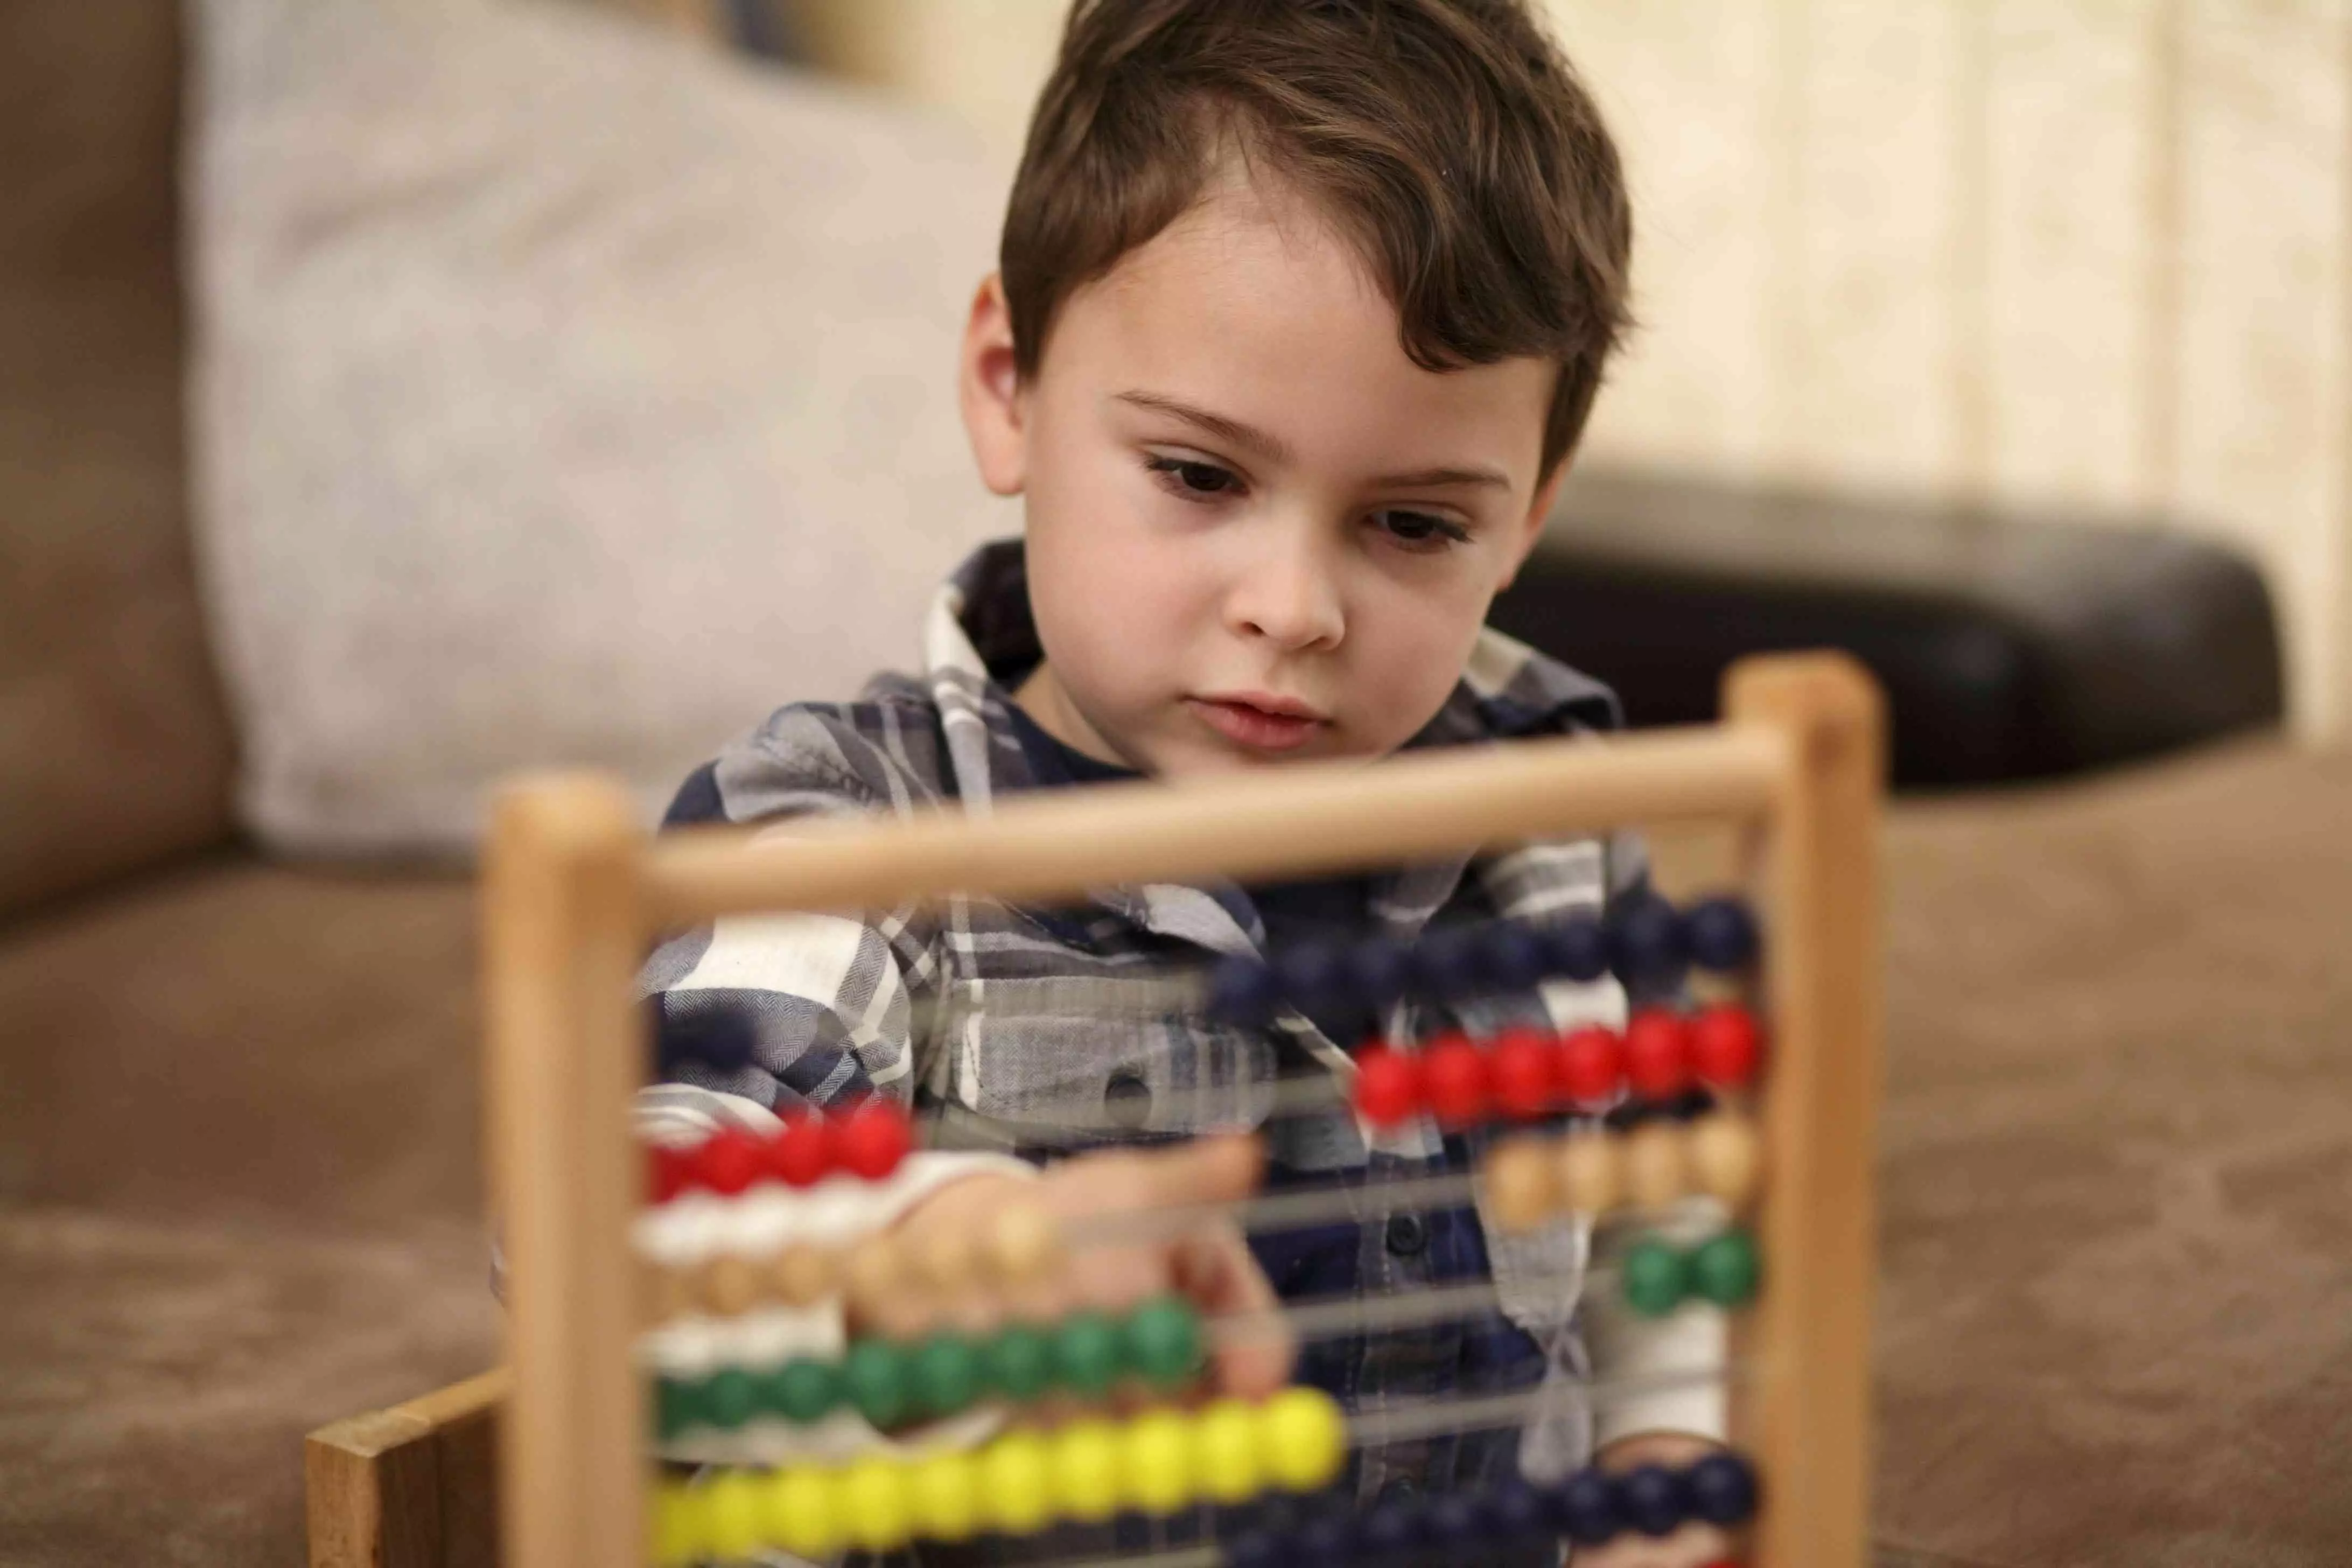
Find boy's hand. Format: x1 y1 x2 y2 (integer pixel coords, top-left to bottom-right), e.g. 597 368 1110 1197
852 1133 1294 1400
1569 1431 1734 1567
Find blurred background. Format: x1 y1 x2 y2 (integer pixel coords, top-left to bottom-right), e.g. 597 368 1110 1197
4 4 2351 1568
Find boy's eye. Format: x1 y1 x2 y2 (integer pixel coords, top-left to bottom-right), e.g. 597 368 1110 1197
1373 510 1471 549
1145 455 1242 498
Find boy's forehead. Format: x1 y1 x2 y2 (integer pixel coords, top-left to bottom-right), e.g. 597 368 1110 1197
1055 176 1555 467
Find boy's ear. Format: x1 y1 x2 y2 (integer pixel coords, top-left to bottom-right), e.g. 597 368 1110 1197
958 273 1028 497
1497 457 1571 591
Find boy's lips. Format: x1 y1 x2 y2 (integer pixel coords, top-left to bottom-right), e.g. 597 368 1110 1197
1187 692 1329 752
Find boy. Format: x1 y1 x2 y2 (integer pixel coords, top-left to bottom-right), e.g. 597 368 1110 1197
642 2 1728 1562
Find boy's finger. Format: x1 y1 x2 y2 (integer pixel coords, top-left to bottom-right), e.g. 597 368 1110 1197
1132 1131 1264 1209
1174 1226 1295 1397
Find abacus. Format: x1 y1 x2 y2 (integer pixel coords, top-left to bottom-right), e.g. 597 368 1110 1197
485 653 1882 1568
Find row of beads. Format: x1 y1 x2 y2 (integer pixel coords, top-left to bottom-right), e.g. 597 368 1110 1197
639 1201 1063 1325
649 1388 1348 1563
656 1296 1203 1434
1354 1005 1762 1129
1480 1113 1764 1231
1619 1231 1761 1318
649 1100 914 1203
1208 895 1760 1030
1225 1451 1760 1567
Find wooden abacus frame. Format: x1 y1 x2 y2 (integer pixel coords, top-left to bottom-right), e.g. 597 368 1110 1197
485 652 1883 1568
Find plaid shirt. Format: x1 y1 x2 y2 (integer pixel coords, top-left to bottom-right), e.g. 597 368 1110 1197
641 538 1705 1564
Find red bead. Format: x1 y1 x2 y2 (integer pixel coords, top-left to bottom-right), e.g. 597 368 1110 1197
1556 1026 1623 1105
1623 1010 1691 1098
1489 1027 1555 1119
768 1111 834 1187
693 1128 764 1195
1352 1044 1423 1127
647 1144 690 1203
835 1098 913 1180
1420 1034 1491 1128
1691 1004 1765 1088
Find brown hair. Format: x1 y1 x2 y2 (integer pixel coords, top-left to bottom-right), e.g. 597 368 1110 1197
1001 0 1634 477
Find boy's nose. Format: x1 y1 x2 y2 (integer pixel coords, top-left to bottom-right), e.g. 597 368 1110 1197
1226 538 1345 652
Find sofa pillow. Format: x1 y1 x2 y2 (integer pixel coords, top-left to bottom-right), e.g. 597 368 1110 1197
187 0 1016 851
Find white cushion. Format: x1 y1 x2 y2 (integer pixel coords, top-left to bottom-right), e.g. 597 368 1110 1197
187 0 1017 851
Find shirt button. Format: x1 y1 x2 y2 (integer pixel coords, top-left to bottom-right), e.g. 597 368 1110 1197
1384 1212 1428 1258
1103 1068 1152 1130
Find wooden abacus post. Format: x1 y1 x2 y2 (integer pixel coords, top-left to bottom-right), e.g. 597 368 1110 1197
1726 654 1885 1568
484 774 650 1568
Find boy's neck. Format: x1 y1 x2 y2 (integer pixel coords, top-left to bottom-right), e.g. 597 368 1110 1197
1010 661 1136 773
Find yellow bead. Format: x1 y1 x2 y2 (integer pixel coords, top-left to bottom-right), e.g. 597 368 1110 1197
1193 1397 1263 1503
1690 1111 1765 1206
1623 1122 1687 1209
1257 1387 1347 1492
1051 1419 1124 1522
762 1467 843 1559
917 1227 981 1292
1558 1130 1622 1215
840 1454 914 1552
1482 1134 1559 1232
907 1451 983 1542
1121 1408 1196 1515
979 1431 1056 1535
649 1479 703 1568
640 1258 693 1331
770 1241 838 1306
701 1469 764 1561
699 1253 764 1317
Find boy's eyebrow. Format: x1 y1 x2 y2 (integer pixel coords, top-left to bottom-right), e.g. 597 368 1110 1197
1114 389 1511 490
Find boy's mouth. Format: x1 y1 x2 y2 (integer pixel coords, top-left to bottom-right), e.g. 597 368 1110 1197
1187 693 1329 752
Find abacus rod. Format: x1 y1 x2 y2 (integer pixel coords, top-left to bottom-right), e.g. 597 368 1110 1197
1061 1170 1483 1248
1342 1362 1748 1450
643 724 1789 923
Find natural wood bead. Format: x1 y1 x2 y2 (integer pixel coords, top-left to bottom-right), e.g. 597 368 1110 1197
916 1227 981 1292
769 1241 838 1306
1690 1111 1765 1206
698 1252 764 1317
845 1235 909 1314
1482 1135 1559 1232
1623 1122 1688 1209
986 1202 1065 1284
1557 1131 1622 1215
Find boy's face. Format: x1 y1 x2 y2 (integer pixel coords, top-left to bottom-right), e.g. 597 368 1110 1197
960 168 1570 779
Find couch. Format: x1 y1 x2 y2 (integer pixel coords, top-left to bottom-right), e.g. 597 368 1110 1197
6 5 2350 1567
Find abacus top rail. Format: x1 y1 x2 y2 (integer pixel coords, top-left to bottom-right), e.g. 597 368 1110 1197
641 721 1790 923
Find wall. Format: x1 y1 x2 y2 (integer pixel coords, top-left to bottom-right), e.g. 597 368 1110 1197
789 0 2352 737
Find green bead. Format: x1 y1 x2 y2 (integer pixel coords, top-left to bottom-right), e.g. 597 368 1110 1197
985 1324 1056 1402
912 1333 984 1418
702 1366 762 1429
1123 1294 1202 1389
843 1339 911 1427
1054 1311 1126 1397
1691 1230 1761 1307
654 1376 702 1439
771 1356 841 1424
1621 1238 1690 1319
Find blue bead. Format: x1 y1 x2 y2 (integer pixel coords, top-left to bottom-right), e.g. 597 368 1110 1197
1686 1451 1760 1525
1422 1490 1490 1549
1208 956 1281 1027
1481 922 1551 989
1615 1464 1689 1538
659 1005 755 1074
1347 937 1415 1010
1412 925 1486 996
1293 1504 1357 1567
1221 1529 1286 1568
1485 1476 1550 1542
1684 897 1760 971
1358 1497 1424 1562
1548 1467 1620 1545
1539 915 1610 983
1276 942 1356 1017
1606 895 1689 985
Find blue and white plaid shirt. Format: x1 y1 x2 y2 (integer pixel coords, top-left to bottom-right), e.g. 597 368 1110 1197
639 538 1718 1564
